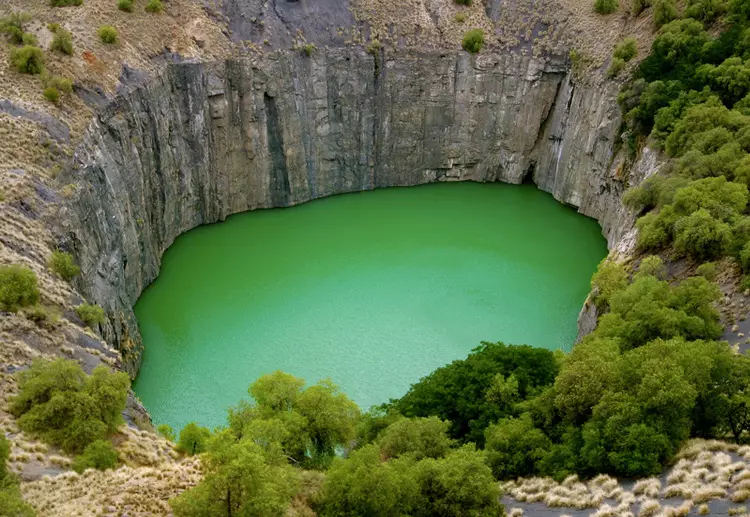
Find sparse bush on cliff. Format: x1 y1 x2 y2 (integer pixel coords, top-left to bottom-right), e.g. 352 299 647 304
454 0 472 5
50 27 73 55
157 424 176 442
118 0 134 12
76 303 106 327
462 29 484 54
591 260 629 310
72 440 119 473
23 304 59 327
48 251 80 281
21 33 38 46
50 0 83 6
454 12 467 23
0 12 32 44
608 57 626 78
145 0 164 13
0 265 40 312
653 0 679 28
97 25 118 44
10 46 44 74
9 359 129 453
614 37 638 62
594 0 619 14
0 436 35 516
177 422 211 456
632 0 651 15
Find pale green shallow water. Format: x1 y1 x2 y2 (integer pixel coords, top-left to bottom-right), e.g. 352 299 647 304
132 183 607 430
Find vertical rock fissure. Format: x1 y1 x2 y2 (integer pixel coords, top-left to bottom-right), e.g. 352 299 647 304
264 92 291 205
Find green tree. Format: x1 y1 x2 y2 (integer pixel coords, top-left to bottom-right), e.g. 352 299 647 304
653 0 678 28
10 46 43 74
72 439 119 473
674 208 732 258
484 413 551 479
377 417 454 460
0 265 39 312
178 422 211 456
636 255 667 279
47 251 80 281
591 259 628 310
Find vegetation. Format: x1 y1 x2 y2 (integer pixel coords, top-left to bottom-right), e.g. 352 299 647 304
454 12 467 23
50 0 83 6
50 27 74 55
454 0 472 5
118 0 134 12
462 29 485 54
10 46 44 74
48 251 80 281
594 0 619 14
0 265 40 312
0 435 35 517
72 440 119 473
76 303 106 327
9 358 129 453
43 86 60 103
97 25 118 44
145 0 164 13
157 423 176 441
177 422 211 456
0 12 32 44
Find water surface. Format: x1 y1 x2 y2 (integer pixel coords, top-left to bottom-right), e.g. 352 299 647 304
133 183 607 430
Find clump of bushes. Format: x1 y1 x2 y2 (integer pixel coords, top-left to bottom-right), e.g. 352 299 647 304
462 29 484 54
118 0 134 12
145 0 164 13
50 0 84 6
43 86 60 103
157 424 176 442
10 45 44 74
594 0 619 14
0 12 32 44
0 265 40 312
47 251 80 281
0 435 36 517
9 358 129 453
76 303 106 327
50 26 74 55
72 440 119 473
653 0 678 28
97 25 118 44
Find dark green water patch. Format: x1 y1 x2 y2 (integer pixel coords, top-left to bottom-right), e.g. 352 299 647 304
132 183 607 430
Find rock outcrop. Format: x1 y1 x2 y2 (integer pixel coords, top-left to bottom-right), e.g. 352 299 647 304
59 47 634 374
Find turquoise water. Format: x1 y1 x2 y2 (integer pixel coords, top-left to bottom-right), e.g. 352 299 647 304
132 183 607 430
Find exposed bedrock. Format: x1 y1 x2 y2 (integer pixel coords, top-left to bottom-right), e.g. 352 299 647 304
58 47 644 375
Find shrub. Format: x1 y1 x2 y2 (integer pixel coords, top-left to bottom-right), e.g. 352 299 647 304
636 255 667 279
696 261 717 280
454 0 471 4
10 45 44 74
632 0 652 15
462 29 484 53
9 359 129 453
377 417 454 460
145 0 164 13
454 12 467 23
43 86 59 103
117 0 134 12
0 265 40 312
50 27 73 55
302 43 316 56
591 259 628 310
178 422 211 455
614 37 638 62
740 242 750 273
653 0 678 28
97 25 118 44
21 32 38 46
674 208 732 259
0 12 32 44
485 413 551 479
47 251 80 281
72 440 118 473
157 424 176 442
42 73 73 94
24 305 54 326
608 57 626 78
594 0 619 14
76 303 106 327
50 0 83 5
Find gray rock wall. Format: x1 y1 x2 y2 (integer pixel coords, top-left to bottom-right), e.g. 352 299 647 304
59 47 633 374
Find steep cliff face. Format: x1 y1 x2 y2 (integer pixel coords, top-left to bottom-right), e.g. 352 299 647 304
59 47 634 374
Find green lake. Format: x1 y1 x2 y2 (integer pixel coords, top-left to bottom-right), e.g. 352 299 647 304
132 183 607 430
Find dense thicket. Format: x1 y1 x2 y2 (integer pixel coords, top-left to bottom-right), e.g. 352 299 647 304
620 0 750 284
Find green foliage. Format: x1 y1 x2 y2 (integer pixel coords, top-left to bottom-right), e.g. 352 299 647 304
0 436 35 517
389 342 559 445
454 12 467 23
485 413 551 479
590 260 629 310
76 303 105 327
21 33 37 46
178 422 211 455
118 0 134 11
9 359 128 453
97 25 118 44
10 46 44 74
633 0 652 15
686 0 727 21
653 0 679 28
157 424 176 442
594 0 619 14
43 86 59 103
674 208 732 258
42 74 73 94
614 38 638 62
636 255 667 279
50 0 83 5
0 265 39 312
301 43 316 56
72 439 119 473
145 0 164 13
0 12 32 44
377 417 454 460
462 29 484 53
454 0 472 5
50 27 73 55
171 429 299 517
48 251 80 280
608 57 626 78
740 240 750 271
696 261 718 280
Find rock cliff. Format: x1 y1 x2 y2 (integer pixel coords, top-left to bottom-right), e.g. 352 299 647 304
59 47 636 375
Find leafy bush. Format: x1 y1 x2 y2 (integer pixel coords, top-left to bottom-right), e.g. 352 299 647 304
462 29 484 53
653 0 678 27
50 0 83 6
21 33 37 46
594 0 619 14
10 46 44 74
177 422 211 455
696 261 718 280
117 0 134 12
145 0 164 12
157 424 176 442
591 260 628 310
632 0 651 15
673 208 732 258
608 57 626 78
47 251 80 280
377 417 454 460
485 414 551 479
614 37 638 62
740 241 750 272
454 12 467 23
23 305 57 327
636 255 667 279
72 440 118 473
50 27 73 55
0 265 39 312
97 25 118 44
685 0 726 21
76 303 106 327
9 359 129 453
0 12 32 44
454 0 471 4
